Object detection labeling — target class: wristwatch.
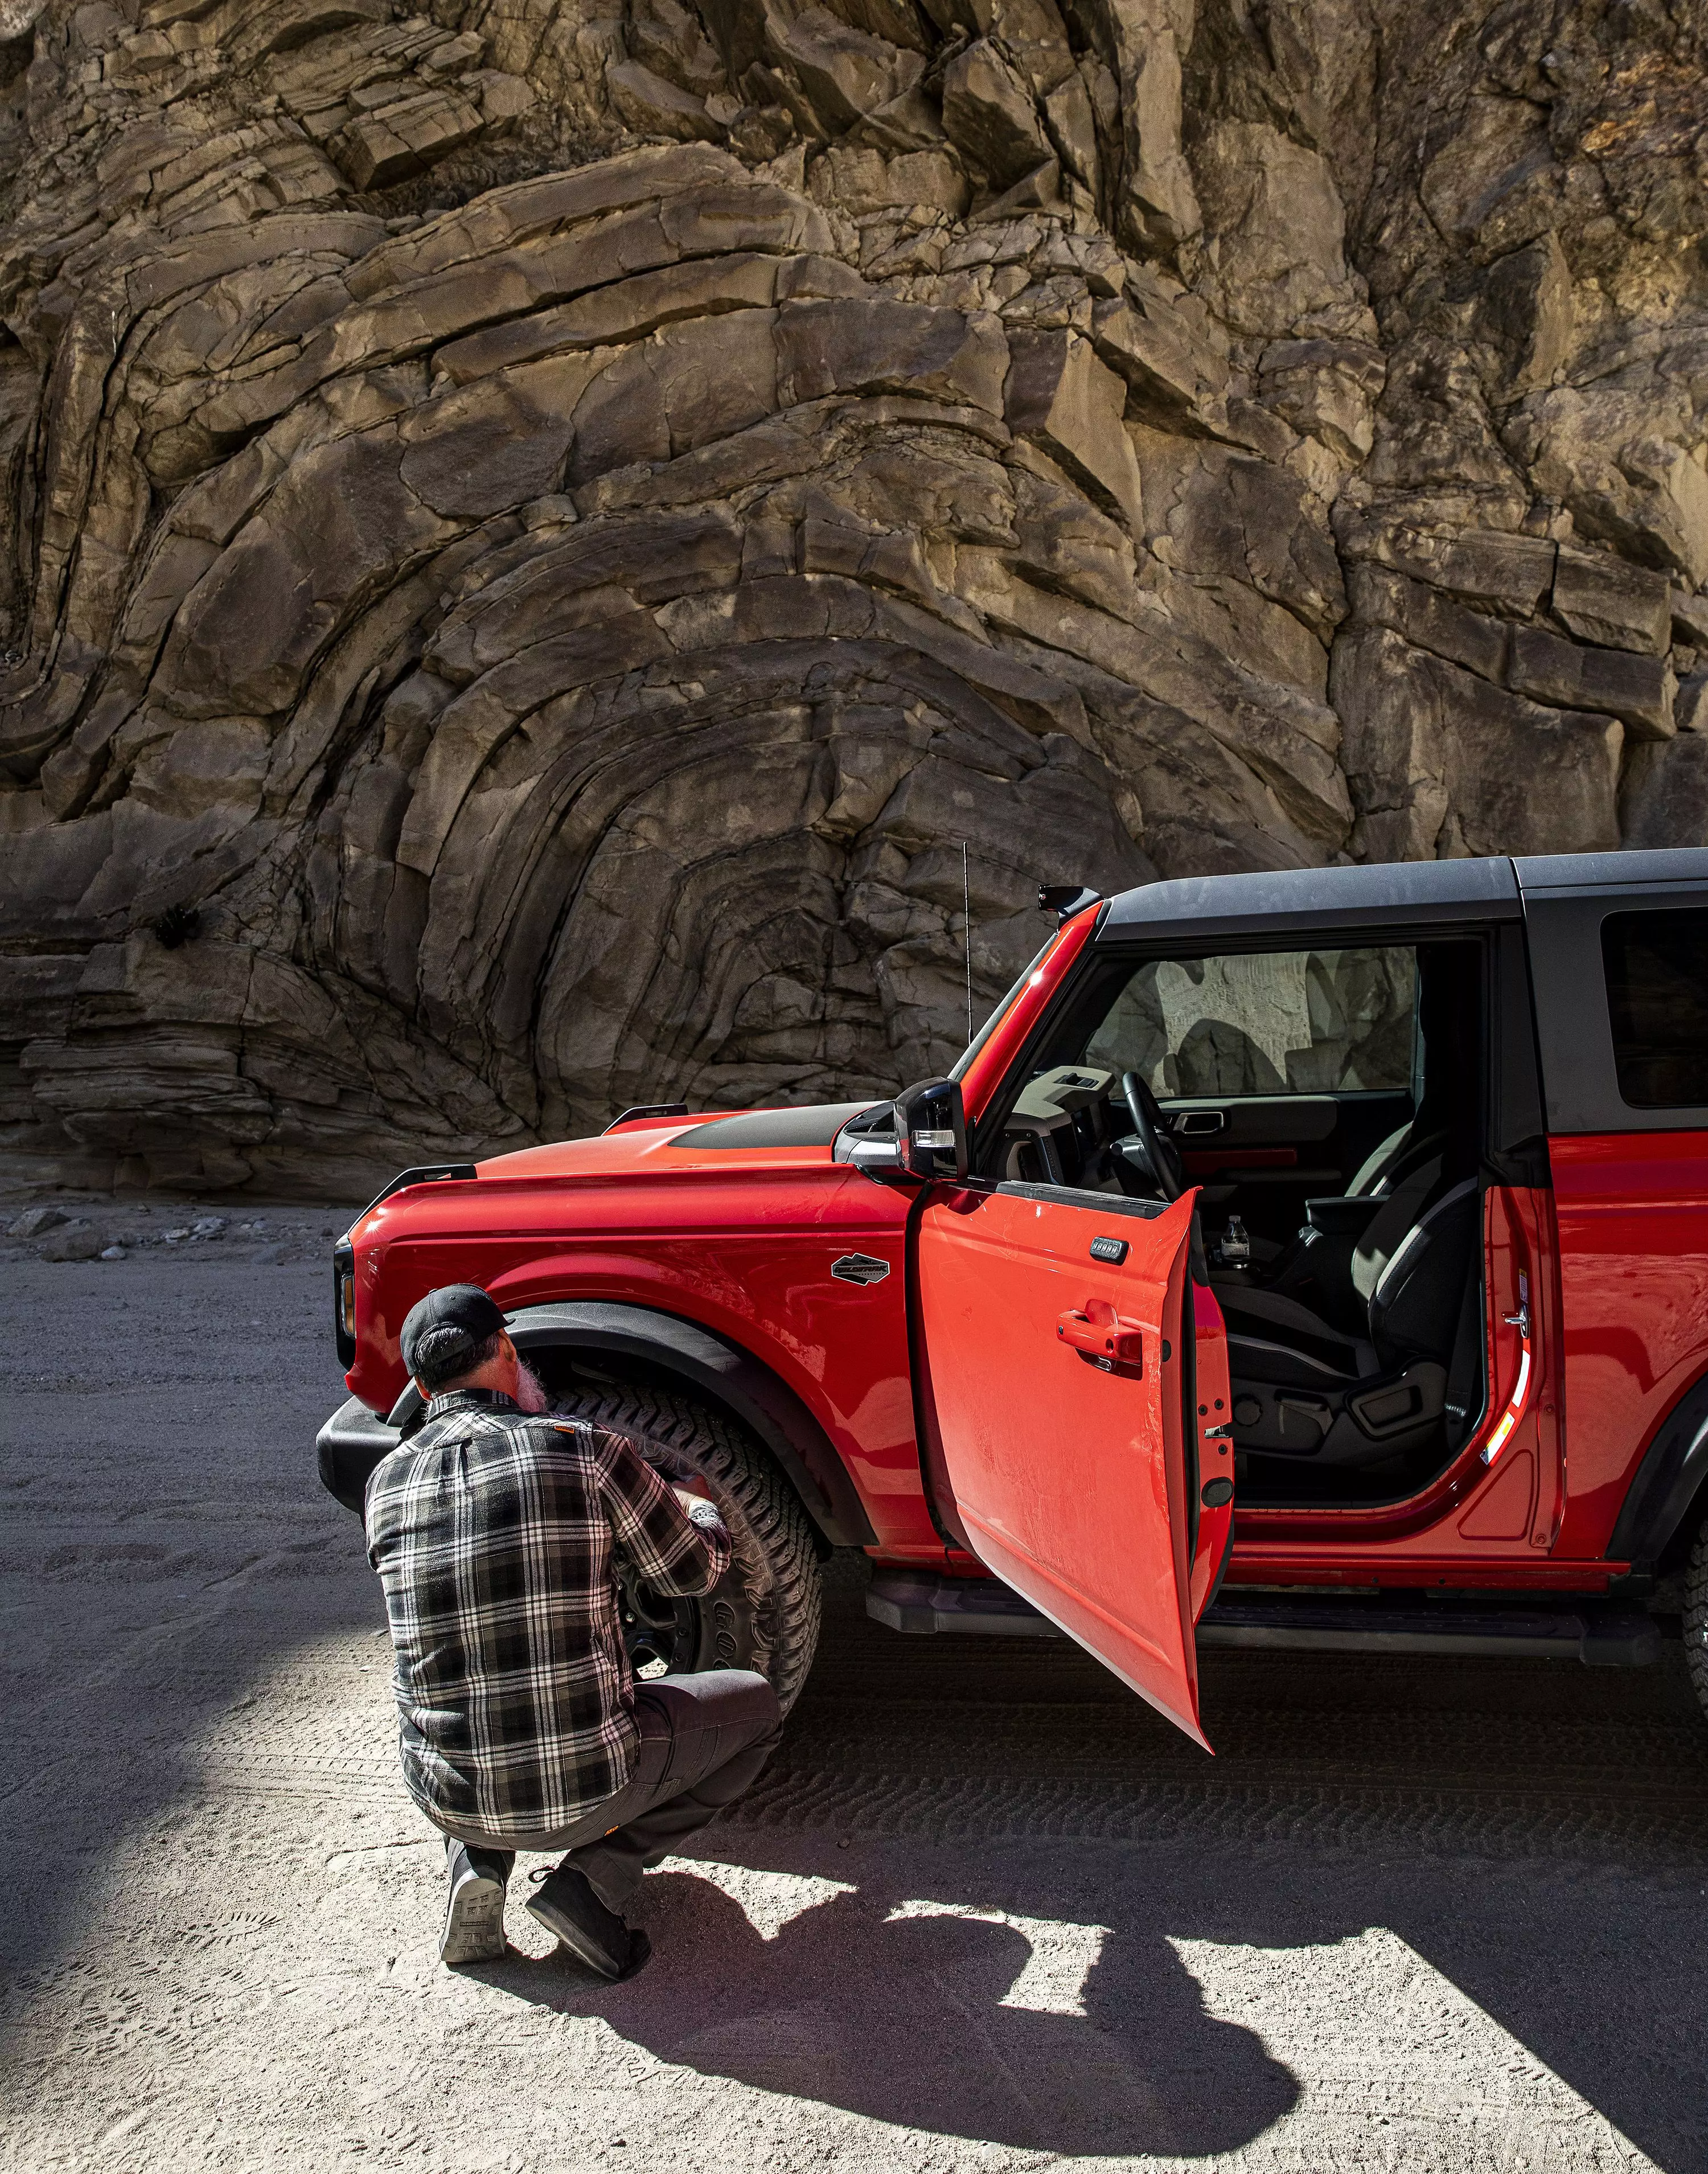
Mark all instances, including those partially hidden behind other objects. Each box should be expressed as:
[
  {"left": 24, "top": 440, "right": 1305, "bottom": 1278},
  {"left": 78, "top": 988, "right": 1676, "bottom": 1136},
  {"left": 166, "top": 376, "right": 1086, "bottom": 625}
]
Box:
[{"left": 683, "top": 1494, "right": 725, "bottom": 1532}]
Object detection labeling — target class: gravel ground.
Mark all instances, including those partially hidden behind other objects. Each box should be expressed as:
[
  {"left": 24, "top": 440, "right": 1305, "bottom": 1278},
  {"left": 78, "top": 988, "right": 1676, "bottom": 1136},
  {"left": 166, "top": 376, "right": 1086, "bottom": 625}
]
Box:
[
  {"left": 2, "top": 1246, "right": 1706, "bottom": 2173},
  {"left": 0, "top": 1197, "right": 342, "bottom": 1267}
]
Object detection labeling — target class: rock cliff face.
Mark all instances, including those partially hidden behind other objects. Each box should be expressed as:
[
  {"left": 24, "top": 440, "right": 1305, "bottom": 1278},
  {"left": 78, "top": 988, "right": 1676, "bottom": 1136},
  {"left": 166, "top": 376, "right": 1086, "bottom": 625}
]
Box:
[{"left": 0, "top": 0, "right": 1703, "bottom": 1194}]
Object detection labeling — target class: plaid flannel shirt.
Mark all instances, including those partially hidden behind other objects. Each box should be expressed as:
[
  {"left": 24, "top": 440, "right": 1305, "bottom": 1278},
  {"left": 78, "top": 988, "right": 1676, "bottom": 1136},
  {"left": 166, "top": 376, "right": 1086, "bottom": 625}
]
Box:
[{"left": 364, "top": 1388, "right": 731, "bottom": 1837}]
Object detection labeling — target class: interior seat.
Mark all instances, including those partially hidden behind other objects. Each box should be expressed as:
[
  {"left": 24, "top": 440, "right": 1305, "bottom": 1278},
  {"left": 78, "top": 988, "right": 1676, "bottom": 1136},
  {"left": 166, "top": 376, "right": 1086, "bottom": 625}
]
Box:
[
  {"left": 1221, "top": 1179, "right": 1482, "bottom": 1469},
  {"left": 1213, "top": 1147, "right": 1444, "bottom": 1338},
  {"left": 1346, "top": 1121, "right": 1446, "bottom": 1199}
]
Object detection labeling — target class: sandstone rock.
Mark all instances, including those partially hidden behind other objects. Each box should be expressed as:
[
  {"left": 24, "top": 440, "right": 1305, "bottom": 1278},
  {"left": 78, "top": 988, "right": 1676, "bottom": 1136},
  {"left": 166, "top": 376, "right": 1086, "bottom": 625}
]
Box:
[
  {"left": 773, "top": 7, "right": 921, "bottom": 131},
  {"left": 775, "top": 297, "right": 1006, "bottom": 411},
  {"left": 1430, "top": 532, "right": 1558, "bottom": 619},
  {"left": 1041, "top": 72, "right": 1098, "bottom": 194},
  {"left": 1508, "top": 626, "right": 1674, "bottom": 741},
  {"left": 0, "top": 0, "right": 1701, "bottom": 1195},
  {"left": 1259, "top": 340, "right": 1384, "bottom": 465},
  {"left": 1551, "top": 545, "right": 1673, "bottom": 657},
  {"left": 627, "top": 0, "right": 731, "bottom": 95},
  {"left": 39, "top": 1220, "right": 105, "bottom": 1260},
  {"left": 1097, "top": 0, "right": 1198, "bottom": 250},
  {"left": 1674, "top": 593, "right": 1708, "bottom": 652},
  {"left": 1517, "top": 386, "right": 1708, "bottom": 590},
  {"left": 1621, "top": 733, "right": 1708, "bottom": 850},
  {"left": 1349, "top": 566, "right": 1507, "bottom": 687},
  {"left": 436, "top": 256, "right": 783, "bottom": 382},
  {"left": 9, "top": 1205, "right": 67, "bottom": 1237},
  {"left": 1005, "top": 331, "right": 1142, "bottom": 534},
  {"left": 1481, "top": 233, "right": 1572, "bottom": 400},
  {"left": 1091, "top": 292, "right": 1226, "bottom": 430},
  {"left": 400, "top": 361, "right": 588, "bottom": 518},
  {"left": 607, "top": 59, "right": 723, "bottom": 141},
  {"left": 1333, "top": 626, "right": 1621, "bottom": 863},
  {"left": 1193, "top": 122, "right": 1358, "bottom": 339},
  {"left": 334, "top": 89, "right": 486, "bottom": 189},
  {"left": 941, "top": 40, "right": 1049, "bottom": 192}
]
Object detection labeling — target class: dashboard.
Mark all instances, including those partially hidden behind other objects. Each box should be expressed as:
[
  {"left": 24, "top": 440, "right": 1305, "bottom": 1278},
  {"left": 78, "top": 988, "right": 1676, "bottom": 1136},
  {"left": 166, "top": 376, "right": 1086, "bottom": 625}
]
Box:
[{"left": 998, "top": 1064, "right": 1164, "bottom": 1195}]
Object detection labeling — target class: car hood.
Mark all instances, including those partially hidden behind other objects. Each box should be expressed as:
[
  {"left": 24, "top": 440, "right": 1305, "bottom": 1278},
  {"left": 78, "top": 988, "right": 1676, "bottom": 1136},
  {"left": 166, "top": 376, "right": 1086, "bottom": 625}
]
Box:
[{"left": 475, "top": 1100, "right": 886, "bottom": 1183}]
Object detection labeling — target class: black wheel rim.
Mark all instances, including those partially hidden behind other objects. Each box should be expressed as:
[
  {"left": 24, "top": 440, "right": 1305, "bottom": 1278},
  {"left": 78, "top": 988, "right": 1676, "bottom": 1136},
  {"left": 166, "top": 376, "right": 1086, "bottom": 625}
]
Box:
[{"left": 616, "top": 1556, "right": 699, "bottom": 1680}]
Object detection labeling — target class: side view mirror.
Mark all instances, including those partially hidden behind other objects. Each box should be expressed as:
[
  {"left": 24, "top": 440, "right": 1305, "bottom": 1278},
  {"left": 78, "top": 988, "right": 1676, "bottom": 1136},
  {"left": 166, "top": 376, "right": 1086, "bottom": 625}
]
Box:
[{"left": 893, "top": 1077, "right": 969, "bottom": 1182}]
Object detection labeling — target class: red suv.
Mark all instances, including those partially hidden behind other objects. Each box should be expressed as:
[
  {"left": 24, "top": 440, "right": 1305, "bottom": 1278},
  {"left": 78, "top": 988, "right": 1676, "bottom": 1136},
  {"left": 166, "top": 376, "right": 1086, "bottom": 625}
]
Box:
[{"left": 319, "top": 847, "right": 1708, "bottom": 1745}]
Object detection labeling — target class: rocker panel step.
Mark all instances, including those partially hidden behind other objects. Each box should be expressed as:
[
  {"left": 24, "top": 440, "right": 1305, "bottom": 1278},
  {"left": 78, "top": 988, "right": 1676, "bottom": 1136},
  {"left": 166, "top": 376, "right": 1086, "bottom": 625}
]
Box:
[
  {"left": 865, "top": 1571, "right": 1662, "bottom": 1666},
  {"left": 867, "top": 1570, "right": 1066, "bottom": 1637}
]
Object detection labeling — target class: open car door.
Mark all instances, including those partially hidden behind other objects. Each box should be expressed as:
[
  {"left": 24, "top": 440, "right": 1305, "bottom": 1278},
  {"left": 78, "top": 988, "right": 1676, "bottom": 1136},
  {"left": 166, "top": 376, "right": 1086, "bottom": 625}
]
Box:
[{"left": 915, "top": 1183, "right": 1234, "bottom": 1750}]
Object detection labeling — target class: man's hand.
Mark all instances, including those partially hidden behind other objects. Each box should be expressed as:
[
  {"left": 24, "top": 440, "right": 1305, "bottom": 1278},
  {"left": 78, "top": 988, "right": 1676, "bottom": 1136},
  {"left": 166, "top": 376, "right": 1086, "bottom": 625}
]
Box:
[{"left": 672, "top": 1478, "right": 726, "bottom": 1534}]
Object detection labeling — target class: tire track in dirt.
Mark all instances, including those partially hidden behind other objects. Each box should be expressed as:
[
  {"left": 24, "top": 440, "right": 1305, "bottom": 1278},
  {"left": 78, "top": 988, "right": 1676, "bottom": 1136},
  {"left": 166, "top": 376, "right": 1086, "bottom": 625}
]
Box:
[{"left": 725, "top": 1561, "right": 1708, "bottom": 1860}]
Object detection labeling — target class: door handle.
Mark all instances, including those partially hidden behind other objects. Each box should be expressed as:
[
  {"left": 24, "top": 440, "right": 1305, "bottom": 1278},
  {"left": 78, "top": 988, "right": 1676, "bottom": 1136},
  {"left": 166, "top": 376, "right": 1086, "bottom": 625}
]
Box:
[{"left": 1057, "top": 1310, "right": 1144, "bottom": 1371}]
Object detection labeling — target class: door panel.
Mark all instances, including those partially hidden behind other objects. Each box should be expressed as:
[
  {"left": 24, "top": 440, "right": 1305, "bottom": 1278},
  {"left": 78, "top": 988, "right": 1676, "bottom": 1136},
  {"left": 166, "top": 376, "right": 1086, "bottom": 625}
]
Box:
[
  {"left": 1163, "top": 1089, "right": 1414, "bottom": 1237},
  {"left": 915, "top": 1183, "right": 1221, "bottom": 1749}
]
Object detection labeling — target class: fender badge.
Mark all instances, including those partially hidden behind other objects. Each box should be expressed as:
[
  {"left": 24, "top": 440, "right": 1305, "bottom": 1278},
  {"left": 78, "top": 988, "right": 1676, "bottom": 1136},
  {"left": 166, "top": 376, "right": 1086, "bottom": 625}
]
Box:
[
  {"left": 1089, "top": 1236, "right": 1128, "bottom": 1265},
  {"left": 832, "top": 1253, "right": 890, "bottom": 1286}
]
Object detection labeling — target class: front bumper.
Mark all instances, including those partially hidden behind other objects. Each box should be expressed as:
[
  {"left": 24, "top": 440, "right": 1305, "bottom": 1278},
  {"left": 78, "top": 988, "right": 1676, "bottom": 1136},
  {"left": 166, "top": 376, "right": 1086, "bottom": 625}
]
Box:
[{"left": 317, "top": 1394, "right": 401, "bottom": 1514}]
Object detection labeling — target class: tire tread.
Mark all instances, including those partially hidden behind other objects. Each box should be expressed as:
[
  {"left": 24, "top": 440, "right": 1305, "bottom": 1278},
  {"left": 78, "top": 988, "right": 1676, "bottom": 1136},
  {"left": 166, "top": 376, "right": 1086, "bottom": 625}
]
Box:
[
  {"left": 564, "top": 1383, "right": 823, "bottom": 1712},
  {"left": 1685, "top": 1516, "right": 1708, "bottom": 1725}
]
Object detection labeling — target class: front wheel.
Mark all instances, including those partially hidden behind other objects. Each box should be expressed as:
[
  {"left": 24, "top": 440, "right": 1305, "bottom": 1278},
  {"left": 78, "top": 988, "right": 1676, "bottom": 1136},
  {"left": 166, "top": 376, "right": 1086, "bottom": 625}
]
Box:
[
  {"left": 563, "top": 1383, "right": 823, "bottom": 1714},
  {"left": 1686, "top": 1514, "right": 1708, "bottom": 1725}
]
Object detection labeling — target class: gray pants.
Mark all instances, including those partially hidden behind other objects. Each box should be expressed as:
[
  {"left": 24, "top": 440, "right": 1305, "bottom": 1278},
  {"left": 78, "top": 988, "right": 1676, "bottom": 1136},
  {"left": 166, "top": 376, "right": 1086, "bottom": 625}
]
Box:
[{"left": 437, "top": 1668, "right": 782, "bottom": 1909}]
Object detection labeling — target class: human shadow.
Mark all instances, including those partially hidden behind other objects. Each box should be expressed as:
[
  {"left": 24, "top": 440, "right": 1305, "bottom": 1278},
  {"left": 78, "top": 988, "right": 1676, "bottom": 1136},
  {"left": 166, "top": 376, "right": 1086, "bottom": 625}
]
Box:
[
  {"left": 463, "top": 1820, "right": 1708, "bottom": 2171},
  {"left": 472, "top": 1865, "right": 1299, "bottom": 2157}
]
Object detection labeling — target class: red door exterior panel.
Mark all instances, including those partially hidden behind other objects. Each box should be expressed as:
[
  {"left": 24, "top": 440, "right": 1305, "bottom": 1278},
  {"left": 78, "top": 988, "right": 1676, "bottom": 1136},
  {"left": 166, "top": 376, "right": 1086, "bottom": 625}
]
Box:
[
  {"left": 1550, "top": 1130, "right": 1708, "bottom": 1558},
  {"left": 915, "top": 1185, "right": 1218, "bottom": 1749}
]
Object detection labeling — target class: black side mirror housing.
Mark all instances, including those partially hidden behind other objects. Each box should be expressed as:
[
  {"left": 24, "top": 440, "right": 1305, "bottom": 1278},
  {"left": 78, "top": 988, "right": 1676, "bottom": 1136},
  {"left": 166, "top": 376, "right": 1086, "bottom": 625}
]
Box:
[{"left": 893, "top": 1077, "right": 969, "bottom": 1182}]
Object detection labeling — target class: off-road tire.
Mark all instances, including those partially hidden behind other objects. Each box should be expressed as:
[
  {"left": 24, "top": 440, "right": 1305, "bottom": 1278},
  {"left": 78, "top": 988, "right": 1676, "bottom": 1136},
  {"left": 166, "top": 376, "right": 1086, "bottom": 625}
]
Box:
[
  {"left": 1686, "top": 1515, "right": 1708, "bottom": 1725},
  {"left": 561, "top": 1383, "right": 823, "bottom": 1714}
]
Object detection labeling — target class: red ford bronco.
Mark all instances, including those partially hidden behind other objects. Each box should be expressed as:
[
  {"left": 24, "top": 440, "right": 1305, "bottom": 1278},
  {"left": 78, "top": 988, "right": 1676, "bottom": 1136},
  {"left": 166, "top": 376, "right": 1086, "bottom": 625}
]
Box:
[{"left": 319, "top": 847, "right": 1708, "bottom": 1746}]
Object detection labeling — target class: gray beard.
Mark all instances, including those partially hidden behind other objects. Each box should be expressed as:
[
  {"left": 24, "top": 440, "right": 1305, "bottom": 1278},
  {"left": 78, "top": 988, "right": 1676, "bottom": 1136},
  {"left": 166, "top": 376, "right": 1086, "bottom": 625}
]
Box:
[{"left": 514, "top": 1360, "right": 551, "bottom": 1415}]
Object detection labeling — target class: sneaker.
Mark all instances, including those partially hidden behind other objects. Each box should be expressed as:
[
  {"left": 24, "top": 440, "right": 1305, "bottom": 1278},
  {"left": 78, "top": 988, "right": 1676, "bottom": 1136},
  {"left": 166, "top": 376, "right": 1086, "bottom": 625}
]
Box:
[
  {"left": 440, "top": 1843, "right": 509, "bottom": 1967},
  {"left": 526, "top": 1863, "right": 651, "bottom": 1980}
]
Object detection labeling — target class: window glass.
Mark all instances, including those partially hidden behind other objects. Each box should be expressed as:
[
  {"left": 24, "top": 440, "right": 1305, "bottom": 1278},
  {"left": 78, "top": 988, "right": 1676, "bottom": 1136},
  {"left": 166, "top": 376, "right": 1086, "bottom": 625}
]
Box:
[
  {"left": 1602, "top": 908, "right": 1708, "bottom": 1107},
  {"left": 1086, "top": 947, "right": 1418, "bottom": 1097}
]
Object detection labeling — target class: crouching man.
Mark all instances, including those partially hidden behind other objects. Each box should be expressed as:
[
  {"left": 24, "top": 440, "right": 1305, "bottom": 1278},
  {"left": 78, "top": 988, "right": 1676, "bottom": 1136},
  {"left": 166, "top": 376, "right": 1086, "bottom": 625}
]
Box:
[{"left": 364, "top": 1283, "right": 782, "bottom": 1979}]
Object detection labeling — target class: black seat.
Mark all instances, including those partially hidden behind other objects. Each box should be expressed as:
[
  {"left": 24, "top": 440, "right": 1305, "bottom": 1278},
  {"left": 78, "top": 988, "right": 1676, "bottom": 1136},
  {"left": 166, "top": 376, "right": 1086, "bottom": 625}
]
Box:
[
  {"left": 1346, "top": 1121, "right": 1444, "bottom": 1198},
  {"left": 1211, "top": 1145, "right": 1444, "bottom": 1339},
  {"left": 1221, "top": 1179, "right": 1481, "bottom": 1467}
]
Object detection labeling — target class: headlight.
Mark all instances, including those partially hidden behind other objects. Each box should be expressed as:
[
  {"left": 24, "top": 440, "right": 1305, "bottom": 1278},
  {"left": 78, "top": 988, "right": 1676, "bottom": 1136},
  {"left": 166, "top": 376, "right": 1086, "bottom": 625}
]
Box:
[{"left": 334, "top": 1237, "right": 356, "bottom": 1369}]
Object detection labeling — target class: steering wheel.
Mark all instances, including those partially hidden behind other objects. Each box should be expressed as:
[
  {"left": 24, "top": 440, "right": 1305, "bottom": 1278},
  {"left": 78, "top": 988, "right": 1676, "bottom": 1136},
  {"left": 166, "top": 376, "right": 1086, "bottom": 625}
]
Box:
[{"left": 1120, "top": 1071, "right": 1187, "bottom": 1201}]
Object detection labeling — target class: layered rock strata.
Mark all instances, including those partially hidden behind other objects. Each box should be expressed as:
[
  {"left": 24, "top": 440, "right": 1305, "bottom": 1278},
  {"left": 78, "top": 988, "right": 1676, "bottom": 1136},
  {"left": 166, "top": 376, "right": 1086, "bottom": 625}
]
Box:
[{"left": 0, "top": 0, "right": 1703, "bottom": 1192}]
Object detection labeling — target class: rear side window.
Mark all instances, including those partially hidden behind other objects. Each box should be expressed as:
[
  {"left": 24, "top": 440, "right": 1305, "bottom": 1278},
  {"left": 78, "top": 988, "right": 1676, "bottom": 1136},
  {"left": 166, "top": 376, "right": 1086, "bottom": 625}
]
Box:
[
  {"left": 1086, "top": 946, "right": 1417, "bottom": 1097},
  {"left": 1602, "top": 908, "right": 1708, "bottom": 1107}
]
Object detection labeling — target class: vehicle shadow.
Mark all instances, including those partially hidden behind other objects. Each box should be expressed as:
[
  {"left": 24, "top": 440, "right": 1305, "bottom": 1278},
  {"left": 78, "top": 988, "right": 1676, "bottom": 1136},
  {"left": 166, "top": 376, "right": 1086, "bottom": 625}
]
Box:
[
  {"left": 474, "top": 1863, "right": 1299, "bottom": 2157},
  {"left": 469, "top": 1828, "right": 1705, "bottom": 2169}
]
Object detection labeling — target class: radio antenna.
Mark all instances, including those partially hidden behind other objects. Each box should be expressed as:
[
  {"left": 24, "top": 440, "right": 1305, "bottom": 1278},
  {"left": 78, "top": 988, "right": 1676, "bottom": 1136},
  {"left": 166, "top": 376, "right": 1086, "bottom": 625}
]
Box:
[{"left": 962, "top": 840, "right": 974, "bottom": 1045}]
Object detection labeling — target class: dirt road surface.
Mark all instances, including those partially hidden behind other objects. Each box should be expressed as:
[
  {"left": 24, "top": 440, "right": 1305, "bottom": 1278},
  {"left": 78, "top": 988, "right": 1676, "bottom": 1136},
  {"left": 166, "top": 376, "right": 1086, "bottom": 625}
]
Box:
[{"left": 3, "top": 1249, "right": 1706, "bottom": 2173}]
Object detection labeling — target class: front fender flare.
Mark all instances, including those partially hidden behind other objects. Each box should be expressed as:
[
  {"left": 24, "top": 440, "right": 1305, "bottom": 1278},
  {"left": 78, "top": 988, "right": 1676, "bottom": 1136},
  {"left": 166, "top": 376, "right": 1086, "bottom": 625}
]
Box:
[
  {"left": 503, "top": 1302, "right": 875, "bottom": 1547},
  {"left": 320, "top": 1300, "right": 878, "bottom": 1546}
]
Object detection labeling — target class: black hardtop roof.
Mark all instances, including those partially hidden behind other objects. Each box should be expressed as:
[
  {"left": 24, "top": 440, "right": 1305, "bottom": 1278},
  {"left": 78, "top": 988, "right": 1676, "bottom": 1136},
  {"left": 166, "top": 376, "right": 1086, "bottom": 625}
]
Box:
[
  {"left": 1513, "top": 846, "right": 1708, "bottom": 891},
  {"left": 1097, "top": 846, "right": 1708, "bottom": 945}
]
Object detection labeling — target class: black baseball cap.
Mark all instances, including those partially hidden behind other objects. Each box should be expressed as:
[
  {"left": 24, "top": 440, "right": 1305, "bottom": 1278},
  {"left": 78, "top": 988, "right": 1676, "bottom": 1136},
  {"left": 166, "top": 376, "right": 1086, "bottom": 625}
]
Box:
[{"left": 400, "top": 1283, "right": 508, "bottom": 1383}]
